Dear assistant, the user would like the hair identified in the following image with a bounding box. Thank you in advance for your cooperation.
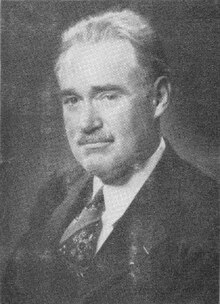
[55,9,170,82]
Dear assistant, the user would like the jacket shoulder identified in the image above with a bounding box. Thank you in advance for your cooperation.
[172,154,218,218]
[159,143,218,244]
[29,166,86,230]
[162,143,218,205]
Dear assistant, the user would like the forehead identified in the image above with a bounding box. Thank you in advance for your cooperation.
[57,40,143,90]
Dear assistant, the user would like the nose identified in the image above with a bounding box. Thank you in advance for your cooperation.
[79,100,103,134]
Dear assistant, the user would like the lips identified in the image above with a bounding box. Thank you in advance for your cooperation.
[82,142,112,150]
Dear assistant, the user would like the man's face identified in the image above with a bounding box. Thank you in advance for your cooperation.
[58,40,159,184]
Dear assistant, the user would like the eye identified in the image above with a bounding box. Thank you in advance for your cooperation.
[62,95,79,106]
[102,92,119,101]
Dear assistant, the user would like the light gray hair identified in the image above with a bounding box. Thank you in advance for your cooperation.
[55,9,169,82]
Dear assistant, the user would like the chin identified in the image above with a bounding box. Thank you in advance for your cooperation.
[83,159,131,185]
[83,160,110,178]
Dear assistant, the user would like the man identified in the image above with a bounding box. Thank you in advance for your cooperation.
[2,9,218,304]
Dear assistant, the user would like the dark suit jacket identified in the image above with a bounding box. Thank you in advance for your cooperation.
[2,143,219,304]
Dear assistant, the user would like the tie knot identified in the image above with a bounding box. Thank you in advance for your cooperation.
[87,187,105,213]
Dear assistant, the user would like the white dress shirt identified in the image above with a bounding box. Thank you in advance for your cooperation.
[94,138,166,251]
[60,138,165,251]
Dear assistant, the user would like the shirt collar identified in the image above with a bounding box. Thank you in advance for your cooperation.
[93,138,166,226]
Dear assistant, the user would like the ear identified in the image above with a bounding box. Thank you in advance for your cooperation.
[152,76,171,118]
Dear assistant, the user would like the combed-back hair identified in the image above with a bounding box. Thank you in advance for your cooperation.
[55,9,170,82]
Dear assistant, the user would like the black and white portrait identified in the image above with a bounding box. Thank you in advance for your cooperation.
[1,1,219,303]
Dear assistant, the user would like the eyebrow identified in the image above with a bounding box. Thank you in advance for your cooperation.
[59,89,81,98]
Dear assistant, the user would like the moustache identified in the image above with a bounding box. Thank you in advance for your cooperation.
[77,134,114,146]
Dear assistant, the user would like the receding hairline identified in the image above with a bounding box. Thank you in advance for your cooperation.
[55,9,169,81]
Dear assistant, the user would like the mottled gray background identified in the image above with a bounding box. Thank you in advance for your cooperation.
[1,0,219,256]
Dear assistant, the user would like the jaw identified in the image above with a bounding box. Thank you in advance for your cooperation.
[78,151,137,185]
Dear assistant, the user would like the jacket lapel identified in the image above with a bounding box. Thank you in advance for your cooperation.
[78,145,183,300]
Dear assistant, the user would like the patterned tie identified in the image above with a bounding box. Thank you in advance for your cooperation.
[58,187,105,277]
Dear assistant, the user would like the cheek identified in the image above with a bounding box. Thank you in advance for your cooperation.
[107,105,136,142]
[63,109,72,126]
[63,111,78,138]
[131,97,154,134]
